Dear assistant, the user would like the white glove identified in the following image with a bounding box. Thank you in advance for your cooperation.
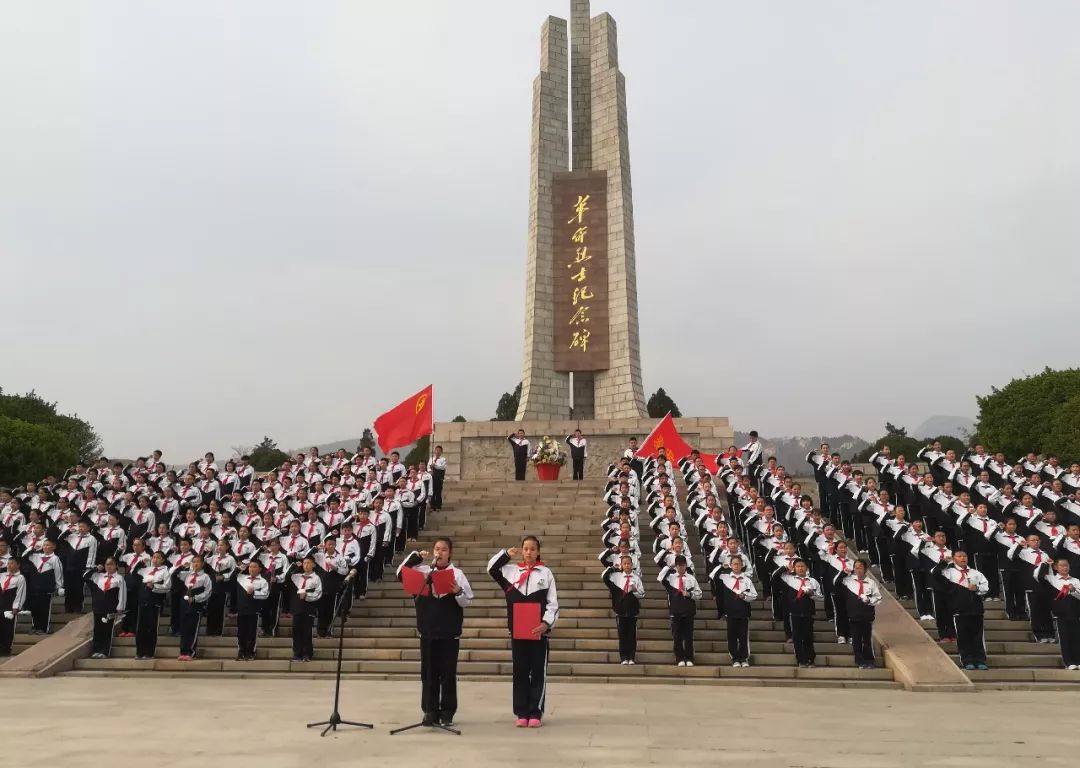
[3,611,12,619]
[57,588,66,597]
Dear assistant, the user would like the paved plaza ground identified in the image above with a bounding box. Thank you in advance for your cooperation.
[3,677,1075,767]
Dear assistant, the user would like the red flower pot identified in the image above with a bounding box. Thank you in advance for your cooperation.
[535,463,561,481]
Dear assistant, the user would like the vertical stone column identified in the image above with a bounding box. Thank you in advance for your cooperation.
[569,0,592,171]
[590,13,646,418]
[516,17,571,419]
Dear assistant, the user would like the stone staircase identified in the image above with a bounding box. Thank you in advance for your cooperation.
[888,588,1080,690]
[59,478,898,688]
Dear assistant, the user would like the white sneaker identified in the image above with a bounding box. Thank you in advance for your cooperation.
[685,661,695,667]
[627,660,635,665]
[920,615,935,622]
[742,662,751,667]
[837,637,847,644]
[732,661,740,667]
[677,661,686,667]
[620,660,629,665]
[1069,665,1079,671]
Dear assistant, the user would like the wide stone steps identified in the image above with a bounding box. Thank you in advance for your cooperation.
[47,478,899,688]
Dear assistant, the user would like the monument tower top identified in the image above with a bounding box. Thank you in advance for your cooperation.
[516,0,646,420]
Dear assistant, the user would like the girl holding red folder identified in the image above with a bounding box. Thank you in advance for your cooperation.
[396,539,474,727]
[487,536,559,728]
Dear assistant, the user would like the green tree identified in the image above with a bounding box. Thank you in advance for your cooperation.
[404,435,431,467]
[646,388,681,418]
[0,388,102,463]
[452,415,467,423]
[357,428,376,453]
[885,422,907,439]
[493,382,522,421]
[248,436,290,472]
[0,414,78,486]
[976,368,1080,459]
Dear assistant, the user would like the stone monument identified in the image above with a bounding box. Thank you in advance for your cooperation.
[434,1,733,479]
[517,0,646,421]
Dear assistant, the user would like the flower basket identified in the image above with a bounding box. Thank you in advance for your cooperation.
[530,436,566,481]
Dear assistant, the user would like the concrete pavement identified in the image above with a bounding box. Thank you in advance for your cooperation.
[4,677,1074,767]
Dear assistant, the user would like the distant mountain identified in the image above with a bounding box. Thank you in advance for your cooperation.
[733,432,871,474]
[911,415,975,441]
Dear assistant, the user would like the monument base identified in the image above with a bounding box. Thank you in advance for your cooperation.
[433,418,734,481]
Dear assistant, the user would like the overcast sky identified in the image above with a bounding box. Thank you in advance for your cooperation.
[2,1,1078,461]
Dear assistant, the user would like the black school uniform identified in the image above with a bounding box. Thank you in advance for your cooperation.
[60,532,97,613]
[1041,571,1080,668]
[258,551,289,636]
[776,572,822,666]
[658,566,702,664]
[86,571,126,657]
[312,551,347,637]
[993,530,1026,620]
[119,552,150,634]
[934,562,989,667]
[602,567,644,663]
[710,567,757,664]
[136,564,170,658]
[565,436,587,480]
[0,572,27,655]
[176,569,213,658]
[204,553,237,635]
[487,550,559,721]
[234,573,269,660]
[836,574,883,667]
[508,436,530,481]
[289,571,323,661]
[398,552,474,723]
[24,552,63,633]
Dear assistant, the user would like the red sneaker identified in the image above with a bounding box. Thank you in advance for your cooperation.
[515,718,528,728]
[177,655,192,661]
[527,719,542,728]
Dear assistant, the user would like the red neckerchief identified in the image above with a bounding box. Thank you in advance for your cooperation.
[508,560,544,593]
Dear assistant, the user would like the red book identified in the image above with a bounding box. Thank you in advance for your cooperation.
[431,568,456,595]
[512,602,543,640]
[400,567,430,597]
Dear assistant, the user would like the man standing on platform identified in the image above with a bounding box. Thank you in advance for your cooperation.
[565,430,587,481]
[742,431,764,478]
[508,430,530,482]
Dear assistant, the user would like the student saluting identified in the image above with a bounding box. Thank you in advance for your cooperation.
[397,538,474,727]
[488,536,558,728]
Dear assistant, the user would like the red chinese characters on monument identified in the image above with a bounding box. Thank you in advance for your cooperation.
[553,170,610,372]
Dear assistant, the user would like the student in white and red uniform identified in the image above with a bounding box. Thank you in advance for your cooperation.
[0,557,27,656]
[602,553,645,665]
[488,536,559,728]
[86,557,126,658]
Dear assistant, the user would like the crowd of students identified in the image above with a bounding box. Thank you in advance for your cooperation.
[598,436,884,670]
[806,441,1080,670]
[0,446,451,661]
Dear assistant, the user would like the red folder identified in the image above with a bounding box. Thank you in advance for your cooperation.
[512,602,543,640]
[431,568,456,595]
[400,567,430,597]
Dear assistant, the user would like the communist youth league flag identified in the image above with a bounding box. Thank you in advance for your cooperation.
[635,412,693,462]
[373,385,434,454]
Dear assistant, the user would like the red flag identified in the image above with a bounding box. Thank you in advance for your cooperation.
[635,413,693,462]
[373,385,434,454]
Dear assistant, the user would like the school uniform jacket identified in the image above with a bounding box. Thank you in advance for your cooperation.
[235,574,270,615]
[933,563,989,615]
[487,550,559,635]
[1041,572,1080,619]
[776,573,822,617]
[657,566,701,616]
[176,569,213,606]
[289,572,323,613]
[397,552,474,638]
[601,567,644,618]
[25,552,64,594]
[0,572,27,613]
[708,567,757,618]
[87,571,127,614]
[836,575,883,621]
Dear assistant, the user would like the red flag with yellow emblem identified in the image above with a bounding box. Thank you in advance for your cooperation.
[373,385,434,454]
[635,412,693,462]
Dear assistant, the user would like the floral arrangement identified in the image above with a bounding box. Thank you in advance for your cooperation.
[530,435,567,466]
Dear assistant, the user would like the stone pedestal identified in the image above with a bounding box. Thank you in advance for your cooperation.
[433,418,734,481]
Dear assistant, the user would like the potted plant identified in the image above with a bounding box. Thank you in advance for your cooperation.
[530,435,567,480]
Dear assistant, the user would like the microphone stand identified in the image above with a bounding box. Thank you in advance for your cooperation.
[306,575,374,737]
[391,564,461,737]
